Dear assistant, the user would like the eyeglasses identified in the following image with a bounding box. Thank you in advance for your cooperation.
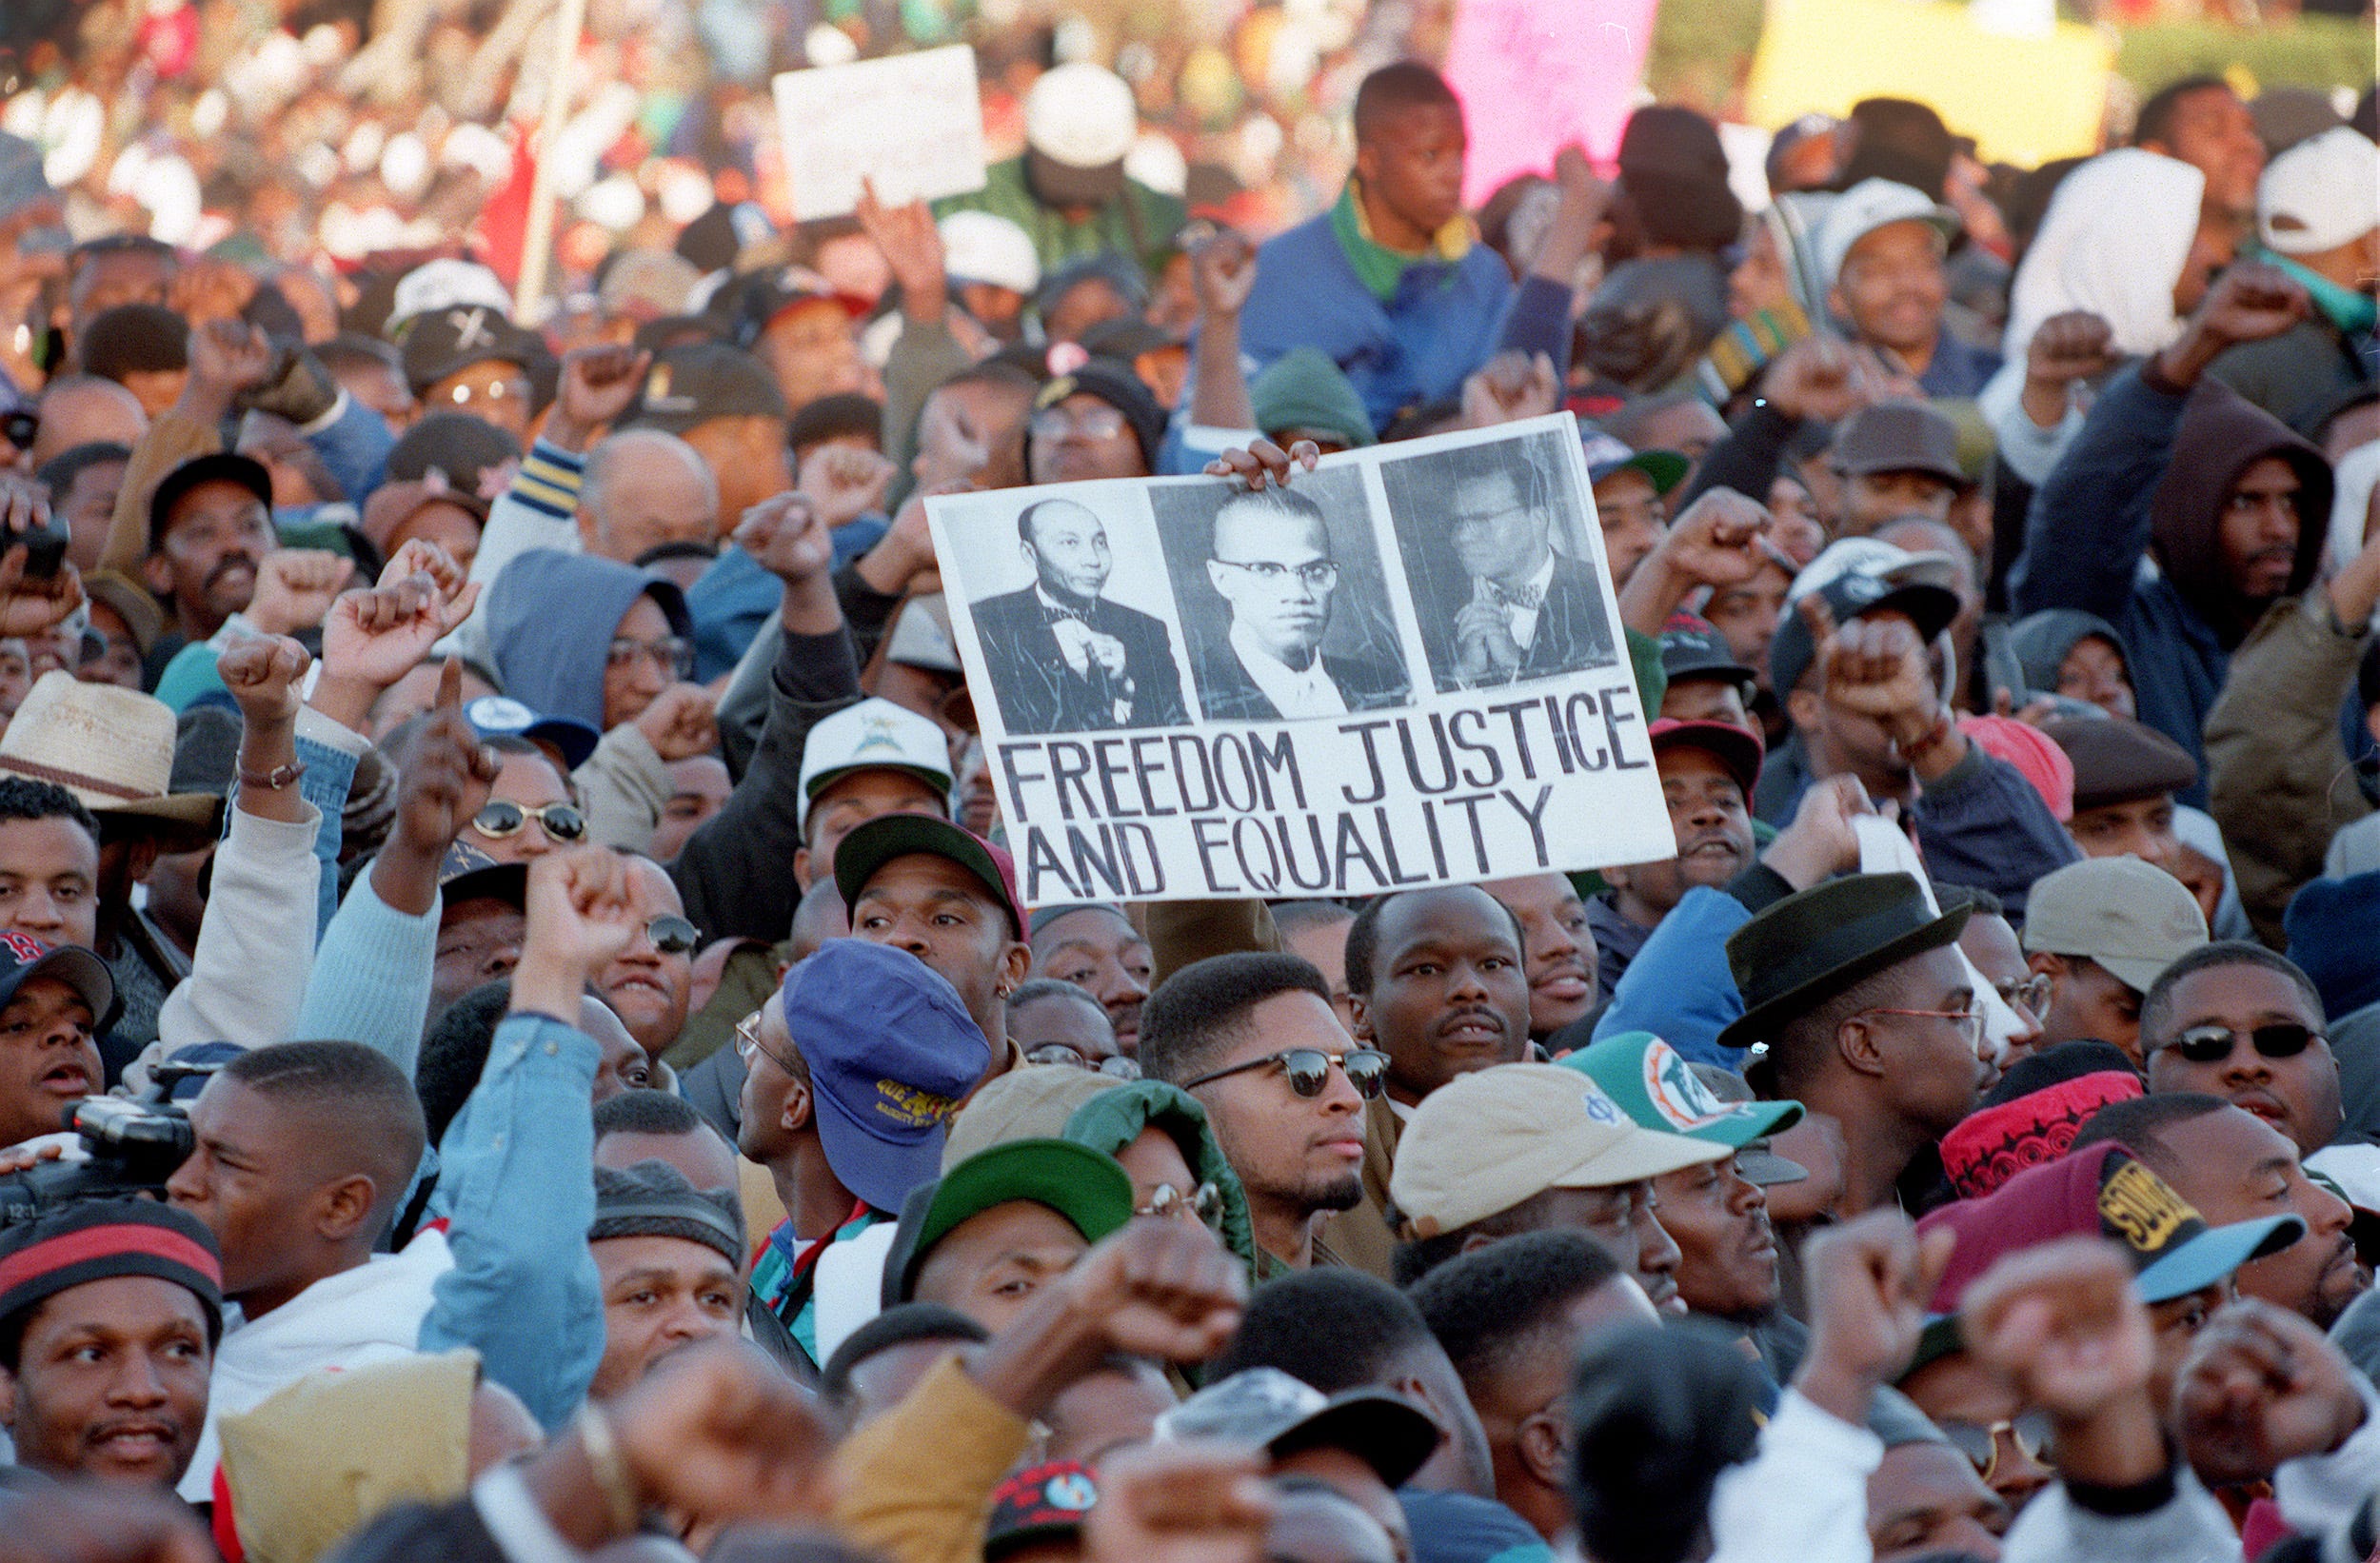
[1212,559,1339,590]
[1938,1412,2053,1487]
[443,376,532,407]
[735,1011,800,1075]
[1994,974,2053,1021]
[471,801,587,842]
[1181,1047,1392,1100]
[1030,405,1126,443]
[639,914,700,955]
[1856,1006,1985,1048]
[2163,1022,2322,1065]
[1022,1042,1141,1078]
[607,636,696,680]
[1138,1180,1223,1226]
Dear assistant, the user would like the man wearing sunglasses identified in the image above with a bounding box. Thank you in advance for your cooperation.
[2139,941,2345,1158]
[1139,950,1380,1273]
[588,855,702,1062]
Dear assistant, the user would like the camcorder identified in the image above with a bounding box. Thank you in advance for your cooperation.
[0,1063,216,1226]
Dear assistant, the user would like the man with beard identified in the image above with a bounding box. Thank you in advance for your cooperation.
[1304,885,1537,1277]
[1140,951,1378,1273]
[1592,719,1763,999]
[140,453,275,667]
[2075,1093,2370,1328]
[2011,264,2332,800]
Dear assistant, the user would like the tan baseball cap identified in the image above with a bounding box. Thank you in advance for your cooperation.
[2020,856,2209,994]
[1388,1063,1728,1239]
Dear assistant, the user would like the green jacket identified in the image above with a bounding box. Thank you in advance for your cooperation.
[1062,1080,1257,1275]
[935,156,1185,278]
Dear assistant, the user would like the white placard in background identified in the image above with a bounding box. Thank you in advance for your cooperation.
[772,46,987,221]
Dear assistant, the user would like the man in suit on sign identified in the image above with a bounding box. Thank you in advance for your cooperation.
[1192,485,1408,722]
[1414,448,1615,691]
[969,497,1189,734]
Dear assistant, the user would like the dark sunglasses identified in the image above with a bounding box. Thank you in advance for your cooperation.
[470,801,587,842]
[2165,1022,2321,1065]
[641,915,699,955]
[1182,1047,1391,1099]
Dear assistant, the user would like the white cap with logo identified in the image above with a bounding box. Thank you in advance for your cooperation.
[797,697,955,831]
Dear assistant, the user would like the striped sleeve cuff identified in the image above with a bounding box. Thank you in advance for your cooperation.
[509,439,586,519]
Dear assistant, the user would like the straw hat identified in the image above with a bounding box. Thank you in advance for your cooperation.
[0,673,223,850]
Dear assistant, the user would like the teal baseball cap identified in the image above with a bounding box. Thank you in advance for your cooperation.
[1560,1032,1803,1147]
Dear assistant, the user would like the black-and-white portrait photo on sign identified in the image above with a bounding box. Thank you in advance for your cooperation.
[1377,425,1619,694]
[937,490,1192,735]
[1147,466,1412,724]
[927,416,1672,904]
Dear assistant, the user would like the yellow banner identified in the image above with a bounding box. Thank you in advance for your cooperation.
[1747,0,2116,168]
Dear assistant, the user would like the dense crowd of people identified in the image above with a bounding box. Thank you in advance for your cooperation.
[0,3,2374,1562]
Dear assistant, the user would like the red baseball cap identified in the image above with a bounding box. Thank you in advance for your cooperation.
[1648,717,1763,801]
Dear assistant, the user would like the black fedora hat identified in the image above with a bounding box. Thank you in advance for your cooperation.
[1718,872,1970,1056]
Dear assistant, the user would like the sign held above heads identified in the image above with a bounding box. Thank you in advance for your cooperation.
[772,45,988,222]
[925,415,1676,904]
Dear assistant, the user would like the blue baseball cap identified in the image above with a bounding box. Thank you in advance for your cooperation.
[780,940,993,1214]
[465,695,601,772]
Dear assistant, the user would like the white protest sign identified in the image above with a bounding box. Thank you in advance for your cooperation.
[771,45,987,221]
[926,414,1676,904]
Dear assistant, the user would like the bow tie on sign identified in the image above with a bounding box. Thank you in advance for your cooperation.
[1485,578,1546,612]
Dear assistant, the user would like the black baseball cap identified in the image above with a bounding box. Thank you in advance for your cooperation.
[1032,362,1164,471]
[625,343,788,434]
[148,453,272,552]
[399,305,549,397]
[0,931,114,1026]
[1658,611,1758,703]
[1768,570,1961,697]
[437,841,527,911]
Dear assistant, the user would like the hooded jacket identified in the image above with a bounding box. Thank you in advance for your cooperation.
[1062,1080,1257,1275]
[483,548,691,732]
[2012,368,2334,801]
[2006,609,2132,701]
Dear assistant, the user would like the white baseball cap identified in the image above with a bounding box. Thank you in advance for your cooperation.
[1387,1064,1726,1238]
[796,697,954,831]
[938,210,1041,296]
[391,259,514,328]
[1815,178,1960,288]
[1024,63,1139,170]
[2258,127,2380,256]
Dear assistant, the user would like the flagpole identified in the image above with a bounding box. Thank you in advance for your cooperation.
[512,0,589,323]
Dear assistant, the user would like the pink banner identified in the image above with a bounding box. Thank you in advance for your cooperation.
[1444,0,1657,206]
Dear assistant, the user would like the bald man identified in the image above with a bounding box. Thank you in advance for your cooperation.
[30,376,148,470]
[578,429,721,564]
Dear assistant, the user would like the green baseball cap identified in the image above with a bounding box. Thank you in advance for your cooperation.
[1559,1032,1803,1147]
[882,1138,1136,1306]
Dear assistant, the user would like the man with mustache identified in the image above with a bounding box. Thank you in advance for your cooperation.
[140,452,276,664]
[2011,264,2333,802]
[1190,484,1406,721]
[1308,885,1538,1277]
[2077,1091,2370,1329]
[1591,719,1763,999]
[0,1200,222,1492]
[2137,942,2345,1159]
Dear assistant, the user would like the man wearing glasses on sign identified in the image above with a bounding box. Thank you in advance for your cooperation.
[1193,484,1408,722]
